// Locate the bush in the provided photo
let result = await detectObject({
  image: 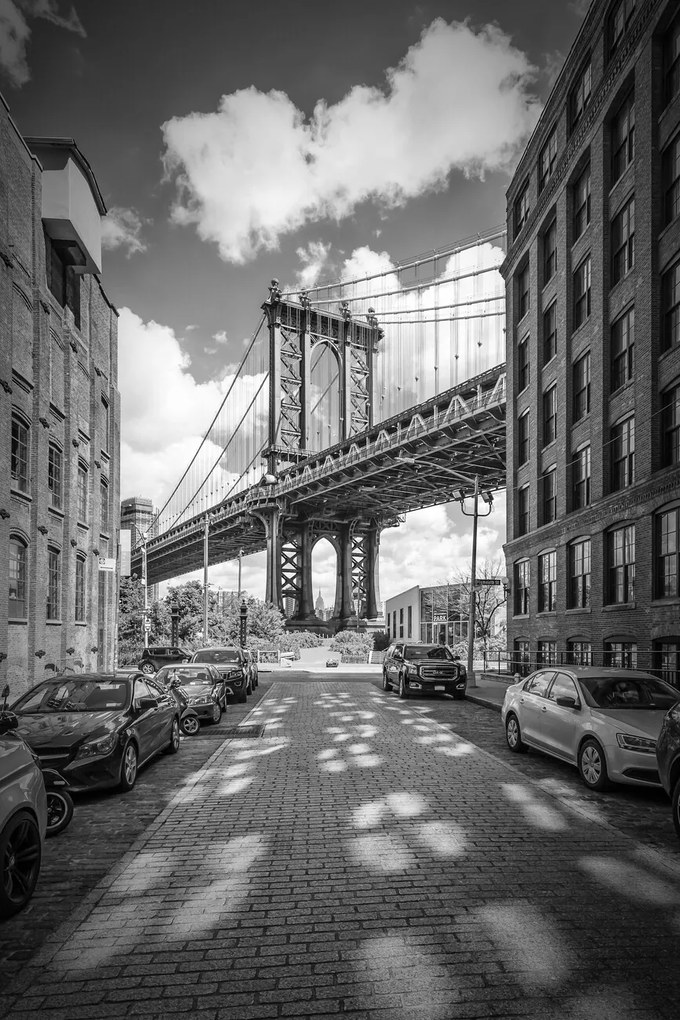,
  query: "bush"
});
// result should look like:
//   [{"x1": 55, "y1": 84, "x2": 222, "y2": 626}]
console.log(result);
[
  {"x1": 329, "y1": 629, "x2": 374, "y2": 660},
  {"x1": 372, "y1": 630, "x2": 391, "y2": 651}
]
